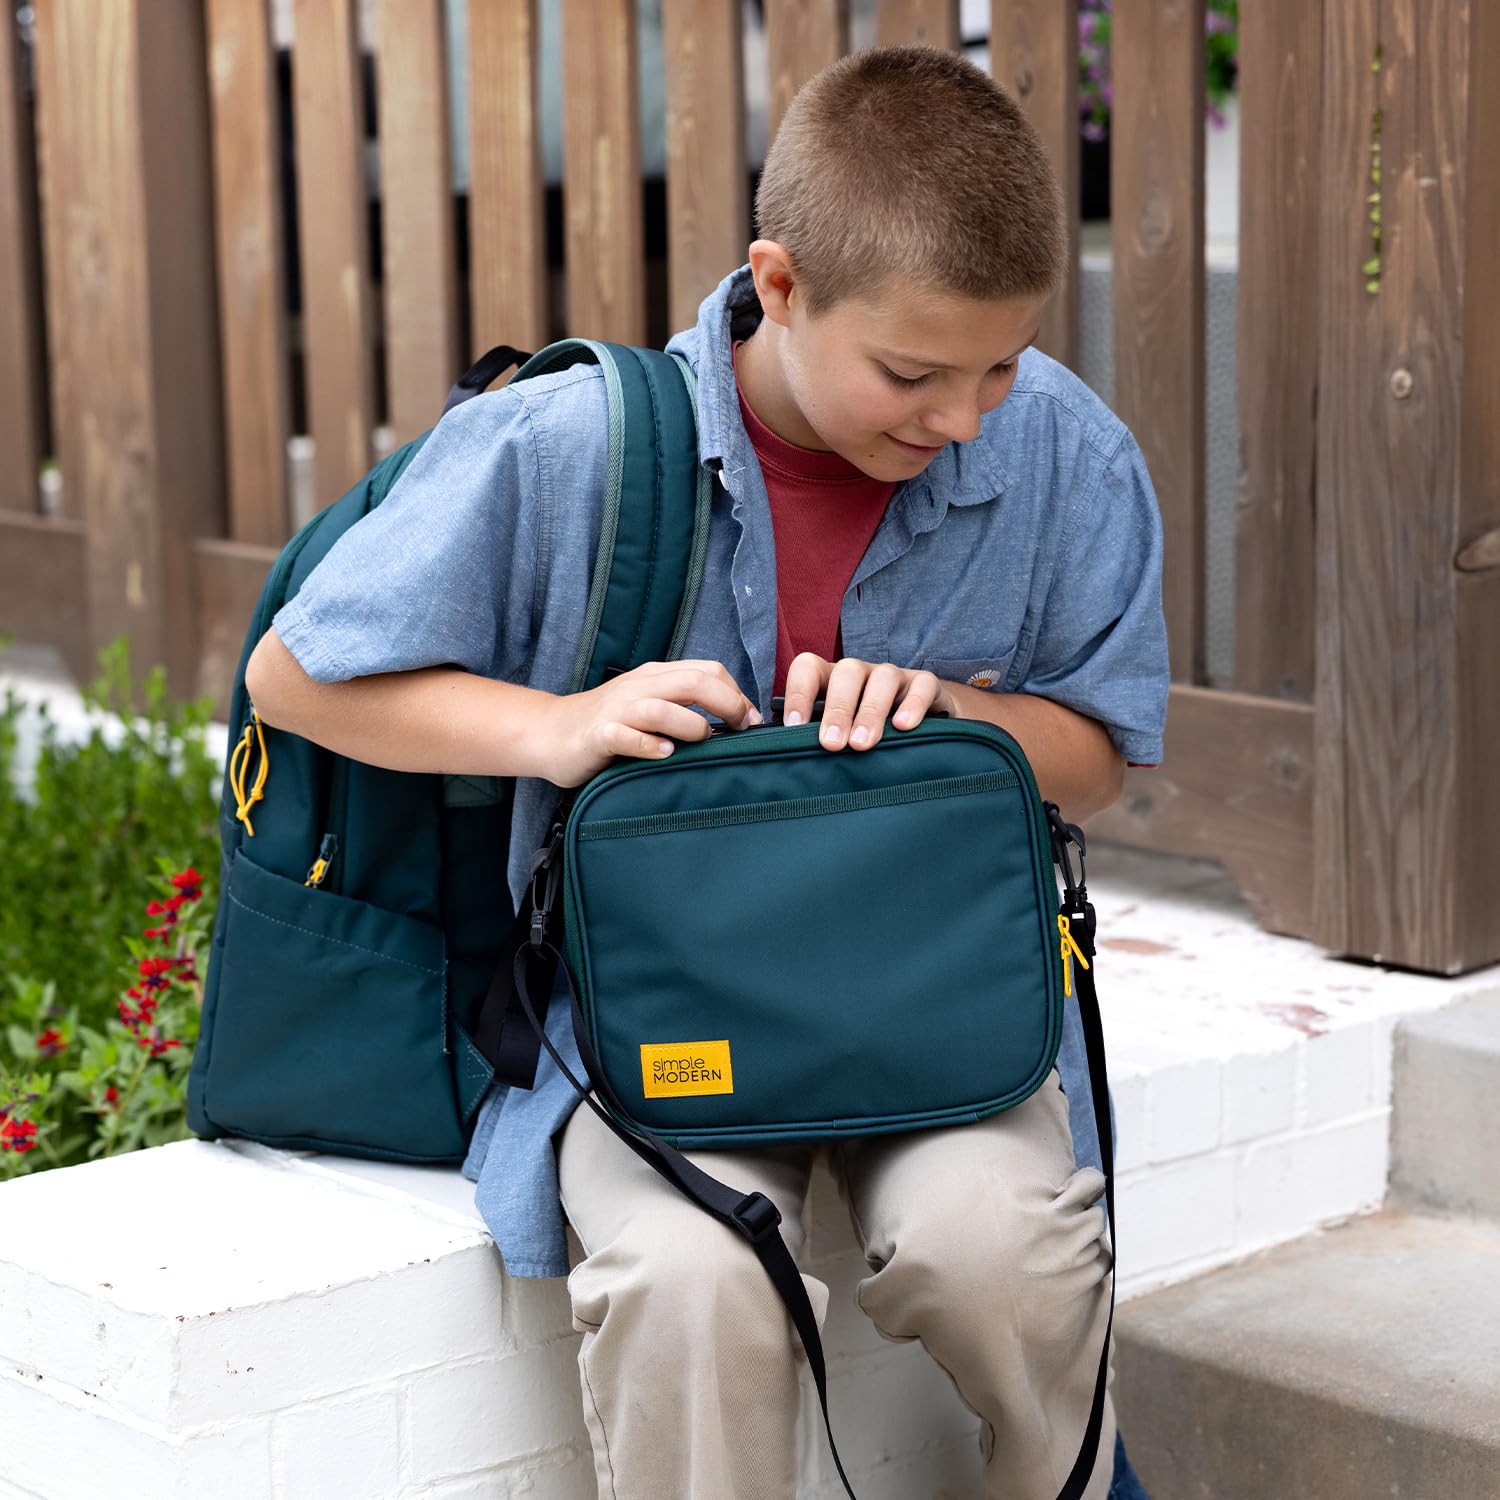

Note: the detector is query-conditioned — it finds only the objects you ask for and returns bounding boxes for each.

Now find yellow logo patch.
[640,1040,734,1099]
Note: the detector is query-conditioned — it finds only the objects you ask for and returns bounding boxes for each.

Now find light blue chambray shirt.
[273,265,1168,1277]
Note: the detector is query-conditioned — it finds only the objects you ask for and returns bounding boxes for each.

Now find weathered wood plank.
[1232,0,1321,700]
[31,0,225,699]
[765,0,848,140]
[194,537,279,709]
[989,0,1079,369]
[468,0,547,357]
[662,0,747,334]
[1315,0,1498,972]
[1111,0,1205,683]
[29,0,81,521]
[376,0,459,443]
[1455,0,1500,973]
[291,0,375,501]
[561,0,644,343]
[1088,686,1316,941]
[874,0,960,48]
[0,511,90,683]
[0,10,47,513]
[207,0,292,546]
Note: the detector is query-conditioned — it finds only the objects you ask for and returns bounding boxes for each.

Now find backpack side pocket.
[198,846,466,1162]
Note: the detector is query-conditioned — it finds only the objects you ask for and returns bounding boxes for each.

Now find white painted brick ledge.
[5,650,1500,1497]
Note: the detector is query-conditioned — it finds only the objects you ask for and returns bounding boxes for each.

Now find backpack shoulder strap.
[469,340,709,1086]
[513,339,710,688]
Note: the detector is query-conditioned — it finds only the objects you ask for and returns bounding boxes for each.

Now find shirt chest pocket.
[918,650,1018,693]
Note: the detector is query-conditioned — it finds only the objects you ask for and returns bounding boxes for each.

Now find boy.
[247,46,1166,1500]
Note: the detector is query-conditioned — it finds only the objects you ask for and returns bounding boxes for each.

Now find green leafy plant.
[0,637,220,1020]
[0,635,221,1174]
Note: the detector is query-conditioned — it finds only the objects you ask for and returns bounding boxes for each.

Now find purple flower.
[1206,12,1234,36]
[1082,121,1108,143]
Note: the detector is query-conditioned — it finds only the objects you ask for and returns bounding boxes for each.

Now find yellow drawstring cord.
[229,709,270,836]
[1057,912,1091,998]
[305,857,329,888]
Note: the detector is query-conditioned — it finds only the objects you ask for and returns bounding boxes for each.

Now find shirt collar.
[667,264,1013,508]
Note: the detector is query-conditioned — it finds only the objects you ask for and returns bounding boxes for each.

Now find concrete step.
[1390,993,1500,1218]
[1112,1209,1500,1500]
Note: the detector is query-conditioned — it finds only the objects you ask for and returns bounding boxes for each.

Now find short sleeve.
[271,389,542,685]
[1017,430,1169,766]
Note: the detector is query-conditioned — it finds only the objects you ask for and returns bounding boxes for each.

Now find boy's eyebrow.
[881,325,1042,371]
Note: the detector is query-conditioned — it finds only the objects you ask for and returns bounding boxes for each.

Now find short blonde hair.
[755,46,1065,314]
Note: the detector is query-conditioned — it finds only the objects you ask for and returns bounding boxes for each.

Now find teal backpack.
[186,340,711,1163]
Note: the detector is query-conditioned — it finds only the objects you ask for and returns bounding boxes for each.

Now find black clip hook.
[527,823,565,947]
[1044,801,1088,904]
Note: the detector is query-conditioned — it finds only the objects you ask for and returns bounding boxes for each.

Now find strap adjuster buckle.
[731,1191,782,1243]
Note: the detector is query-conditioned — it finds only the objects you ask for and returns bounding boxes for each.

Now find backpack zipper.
[314,762,350,895]
[305,832,339,889]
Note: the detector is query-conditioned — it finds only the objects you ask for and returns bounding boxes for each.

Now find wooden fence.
[1,0,1497,977]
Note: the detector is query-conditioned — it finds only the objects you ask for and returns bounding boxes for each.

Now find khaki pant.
[557,1069,1115,1500]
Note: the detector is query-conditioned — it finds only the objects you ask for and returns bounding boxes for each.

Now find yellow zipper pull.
[305,833,338,888]
[230,707,271,836]
[1057,912,1091,998]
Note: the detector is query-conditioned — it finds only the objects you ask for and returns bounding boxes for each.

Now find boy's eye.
[880,365,934,389]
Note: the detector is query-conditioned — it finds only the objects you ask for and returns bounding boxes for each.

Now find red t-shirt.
[734,349,896,695]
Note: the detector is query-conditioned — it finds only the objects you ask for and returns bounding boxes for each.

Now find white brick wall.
[4,820,1499,1495]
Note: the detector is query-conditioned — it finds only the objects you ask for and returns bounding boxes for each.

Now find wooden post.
[1110,0,1206,684]
[377,0,460,444]
[292,0,375,502]
[469,0,548,358]
[31,0,225,698]
[765,0,848,141]
[561,0,645,344]
[1232,0,1322,701]
[207,0,293,547]
[662,0,747,334]
[1315,0,1500,973]
[0,8,47,513]
[875,0,960,49]
[989,0,1079,371]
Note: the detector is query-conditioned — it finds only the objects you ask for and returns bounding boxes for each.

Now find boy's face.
[747,246,1047,482]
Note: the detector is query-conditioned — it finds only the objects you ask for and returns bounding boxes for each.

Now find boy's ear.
[747,239,799,329]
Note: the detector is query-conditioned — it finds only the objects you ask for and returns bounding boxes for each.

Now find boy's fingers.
[600,721,676,761]
[646,666,758,727]
[782,652,829,726]
[818,658,870,750]
[848,664,906,750]
[623,698,716,742]
[892,670,942,729]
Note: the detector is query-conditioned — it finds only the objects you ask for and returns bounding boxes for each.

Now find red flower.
[145,899,168,916]
[105,1086,120,1108]
[164,895,186,914]
[0,1116,37,1154]
[170,869,202,901]
[36,1028,66,1057]
[138,956,175,992]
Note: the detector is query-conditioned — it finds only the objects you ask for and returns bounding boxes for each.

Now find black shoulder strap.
[442,344,532,412]
[508,815,1115,1500]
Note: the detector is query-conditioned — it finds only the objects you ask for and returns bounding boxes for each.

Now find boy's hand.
[782,652,956,752]
[536,660,761,787]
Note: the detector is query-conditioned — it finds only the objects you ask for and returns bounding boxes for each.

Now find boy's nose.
[923,401,982,445]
